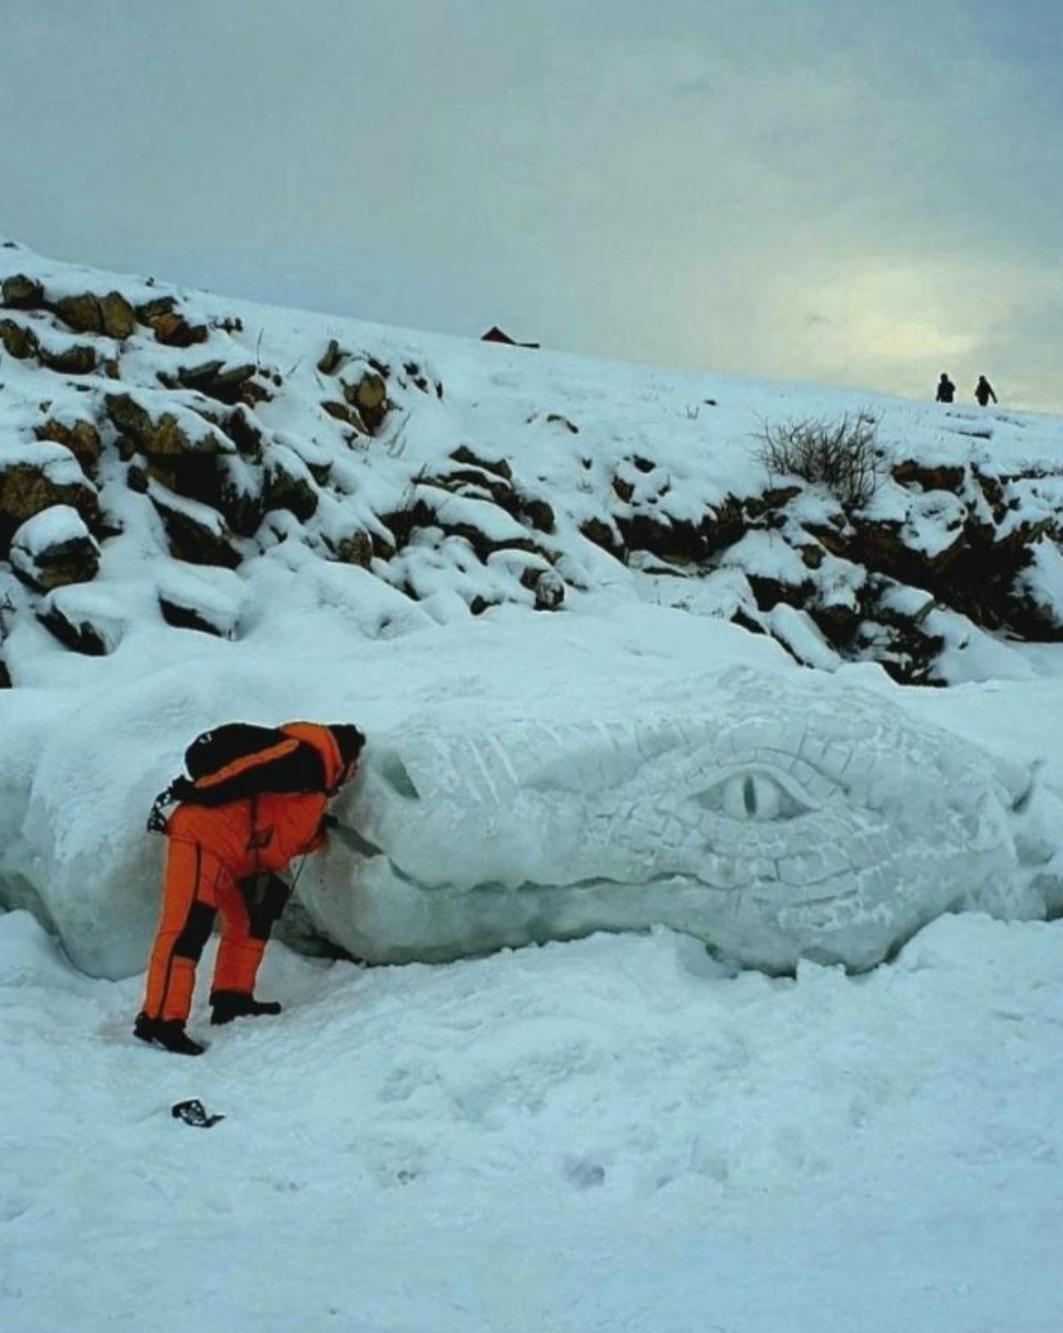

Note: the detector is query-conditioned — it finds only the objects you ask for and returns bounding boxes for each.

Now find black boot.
[210,990,283,1026]
[133,1012,205,1056]
[133,1011,156,1044]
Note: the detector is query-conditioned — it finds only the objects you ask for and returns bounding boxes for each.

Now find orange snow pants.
[140,841,276,1023]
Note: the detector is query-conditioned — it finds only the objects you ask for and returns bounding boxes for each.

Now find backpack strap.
[193,735,302,793]
[147,784,178,834]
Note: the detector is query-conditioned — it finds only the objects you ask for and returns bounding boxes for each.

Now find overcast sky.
[3,1,1061,410]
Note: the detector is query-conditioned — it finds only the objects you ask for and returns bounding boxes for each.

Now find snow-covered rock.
[9,505,99,591]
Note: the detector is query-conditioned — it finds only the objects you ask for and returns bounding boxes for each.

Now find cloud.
[0,0,1060,409]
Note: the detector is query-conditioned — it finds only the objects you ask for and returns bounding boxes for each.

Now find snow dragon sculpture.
[301,668,1063,972]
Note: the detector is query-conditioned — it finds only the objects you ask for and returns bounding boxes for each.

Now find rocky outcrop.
[34,419,102,478]
[10,507,100,591]
[0,446,99,555]
[3,246,1063,684]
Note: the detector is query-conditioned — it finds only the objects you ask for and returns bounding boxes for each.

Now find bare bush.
[755,412,885,508]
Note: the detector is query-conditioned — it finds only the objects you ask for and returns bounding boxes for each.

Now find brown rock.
[218,466,264,539]
[350,372,388,432]
[37,602,110,656]
[149,490,241,568]
[100,291,137,340]
[519,496,555,534]
[804,520,851,558]
[158,595,231,637]
[0,318,38,359]
[973,468,1007,522]
[428,468,512,506]
[612,476,635,503]
[264,458,318,522]
[105,394,226,458]
[370,530,396,561]
[104,394,155,449]
[744,485,802,519]
[11,514,100,592]
[56,293,103,334]
[177,361,257,405]
[799,544,825,569]
[731,607,766,637]
[747,574,815,613]
[809,601,860,647]
[225,406,264,460]
[327,530,373,567]
[1,274,44,308]
[145,309,209,347]
[892,460,966,493]
[525,567,565,610]
[35,420,102,478]
[38,342,97,375]
[580,517,623,557]
[322,400,364,428]
[699,499,745,553]
[449,446,513,481]
[0,458,98,553]
[136,297,177,321]
[317,339,347,375]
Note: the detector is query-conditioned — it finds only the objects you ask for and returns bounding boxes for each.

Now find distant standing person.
[935,373,956,403]
[975,375,997,406]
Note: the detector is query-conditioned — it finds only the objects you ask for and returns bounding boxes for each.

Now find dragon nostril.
[380,755,421,800]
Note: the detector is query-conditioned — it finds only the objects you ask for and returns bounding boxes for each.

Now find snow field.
[2,908,1062,1332]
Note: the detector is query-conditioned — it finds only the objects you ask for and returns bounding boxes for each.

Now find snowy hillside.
[3,235,1063,695]
[3,242,1063,1331]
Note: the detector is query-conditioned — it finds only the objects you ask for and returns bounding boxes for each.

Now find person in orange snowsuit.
[135,722,365,1056]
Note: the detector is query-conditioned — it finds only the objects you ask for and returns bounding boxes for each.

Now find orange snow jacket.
[165,722,348,878]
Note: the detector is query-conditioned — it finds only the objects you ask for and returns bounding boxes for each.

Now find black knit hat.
[330,724,366,767]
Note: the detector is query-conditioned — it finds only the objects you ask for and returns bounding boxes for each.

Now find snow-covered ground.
[2,246,1063,1330]
[3,909,1062,1333]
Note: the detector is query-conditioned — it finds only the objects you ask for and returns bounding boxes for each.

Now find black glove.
[237,873,293,940]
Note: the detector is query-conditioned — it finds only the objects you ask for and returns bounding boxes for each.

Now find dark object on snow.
[975,375,997,406]
[133,1012,205,1056]
[481,325,540,350]
[935,373,956,403]
[171,1098,225,1128]
[210,989,283,1025]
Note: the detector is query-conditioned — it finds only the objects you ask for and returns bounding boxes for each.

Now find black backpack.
[148,723,328,832]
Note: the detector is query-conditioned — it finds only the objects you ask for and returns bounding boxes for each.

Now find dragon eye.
[693,767,817,823]
[722,773,782,821]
